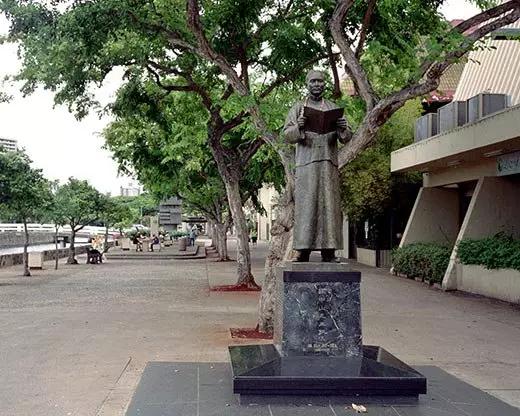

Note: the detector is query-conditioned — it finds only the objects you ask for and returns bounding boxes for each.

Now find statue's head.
[306,70,326,100]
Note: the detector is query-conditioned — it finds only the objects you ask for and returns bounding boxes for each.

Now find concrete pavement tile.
[126,402,198,416]
[269,404,336,416]
[331,404,400,415]
[481,390,520,409]
[198,402,270,416]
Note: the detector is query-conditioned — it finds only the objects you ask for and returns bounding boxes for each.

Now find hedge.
[392,243,451,283]
[458,235,520,271]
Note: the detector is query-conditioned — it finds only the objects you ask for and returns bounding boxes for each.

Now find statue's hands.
[336,117,348,130]
[297,115,306,128]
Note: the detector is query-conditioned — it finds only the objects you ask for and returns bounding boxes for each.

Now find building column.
[443,176,520,290]
[399,187,459,248]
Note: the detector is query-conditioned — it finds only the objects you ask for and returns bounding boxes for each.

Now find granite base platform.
[229,344,427,396]
[241,263,426,398]
[125,362,520,415]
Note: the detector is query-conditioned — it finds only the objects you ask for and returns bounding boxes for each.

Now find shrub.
[392,243,451,283]
[458,235,520,271]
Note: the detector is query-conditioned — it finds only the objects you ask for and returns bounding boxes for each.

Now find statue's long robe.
[283,97,348,250]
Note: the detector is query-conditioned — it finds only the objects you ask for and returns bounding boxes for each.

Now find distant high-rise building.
[120,182,141,197]
[0,137,17,152]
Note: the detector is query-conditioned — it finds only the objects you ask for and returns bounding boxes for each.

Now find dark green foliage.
[0,149,52,222]
[341,99,422,224]
[458,235,520,271]
[392,243,451,283]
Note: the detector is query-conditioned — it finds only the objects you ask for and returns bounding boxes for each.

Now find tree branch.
[186,0,247,95]
[327,40,342,100]
[355,0,377,59]
[220,84,234,102]
[220,112,247,134]
[126,11,198,54]
[330,0,378,111]
[455,0,520,36]
[239,138,264,168]
[420,0,520,77]
[146,60,214,110]
[145,65,194,93]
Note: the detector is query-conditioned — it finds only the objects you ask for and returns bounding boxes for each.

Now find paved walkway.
[0,239,519,415]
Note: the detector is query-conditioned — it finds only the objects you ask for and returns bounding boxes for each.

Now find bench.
[86,248,103,264]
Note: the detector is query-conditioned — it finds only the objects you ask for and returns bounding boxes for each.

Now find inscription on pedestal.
[278,263,362,358]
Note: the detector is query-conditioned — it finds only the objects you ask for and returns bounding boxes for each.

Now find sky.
[0,1,481,195]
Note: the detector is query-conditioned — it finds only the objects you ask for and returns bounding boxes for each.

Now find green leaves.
[393,242,451,283]
[53,177,104,230]
[458,235,520,271]
[0,149,53,222]
[340,99,422,223]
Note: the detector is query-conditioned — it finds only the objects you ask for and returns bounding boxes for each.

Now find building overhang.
[391,105,520,173]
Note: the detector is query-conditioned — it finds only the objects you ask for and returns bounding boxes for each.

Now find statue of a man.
[283,69,350,262]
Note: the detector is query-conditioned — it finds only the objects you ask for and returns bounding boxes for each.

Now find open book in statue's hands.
[303,106,344,135]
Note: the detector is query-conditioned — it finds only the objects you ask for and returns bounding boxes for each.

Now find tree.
[0,0,327,290]
[44,181,68,270]
[180,0,520,332]
[329,0,520,169]
[2,0,518,332]
[104,87,285,263]
[99,195,134,252]
[53,178,103,264]
[0,150,52,276]
[113,194,158,225]
[341,99,422,224]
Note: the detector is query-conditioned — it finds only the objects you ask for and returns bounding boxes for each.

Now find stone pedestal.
[229,262,427,397]
[275,262,362,357]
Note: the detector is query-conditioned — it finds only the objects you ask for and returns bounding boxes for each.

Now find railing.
[0,223,118,235]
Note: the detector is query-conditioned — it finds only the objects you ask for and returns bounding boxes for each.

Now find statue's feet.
[321,249,339,263]
[321,256,340,263]
[294,250,310,262]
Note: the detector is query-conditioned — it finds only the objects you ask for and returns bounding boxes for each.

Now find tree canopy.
[340,99,423,224]
[0,149,53,275]
[54,177,103,263]
[2,0,519,327]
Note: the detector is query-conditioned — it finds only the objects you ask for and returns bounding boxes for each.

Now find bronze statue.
[283,70,350,262]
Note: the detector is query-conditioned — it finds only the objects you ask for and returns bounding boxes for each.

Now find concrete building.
[0,137,17,152]
[254,186,278,241]
[158,197,182,232]
[390,21,520,294]
[120,182,141,197]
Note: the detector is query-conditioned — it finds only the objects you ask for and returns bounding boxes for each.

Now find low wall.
[456,263,520,304]
[0,232,54,249]
[356,247,392,268]
[357,248,377,267]
[0,242,115,269]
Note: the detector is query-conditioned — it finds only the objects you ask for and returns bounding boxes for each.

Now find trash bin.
[179,237,187,251]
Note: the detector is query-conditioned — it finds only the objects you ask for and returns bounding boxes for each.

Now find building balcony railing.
[391,103,520,174]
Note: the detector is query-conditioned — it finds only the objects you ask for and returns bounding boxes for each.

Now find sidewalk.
[0,239,519,415]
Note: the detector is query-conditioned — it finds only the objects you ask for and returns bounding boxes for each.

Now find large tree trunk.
[224,179,258,288]
[54,225,59,270]
[104,225,109,253]
[257,176,295,333]
[67,229,78,264]
[215,221,229,261]
[22,218,30,277]
[207,220,216,247]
